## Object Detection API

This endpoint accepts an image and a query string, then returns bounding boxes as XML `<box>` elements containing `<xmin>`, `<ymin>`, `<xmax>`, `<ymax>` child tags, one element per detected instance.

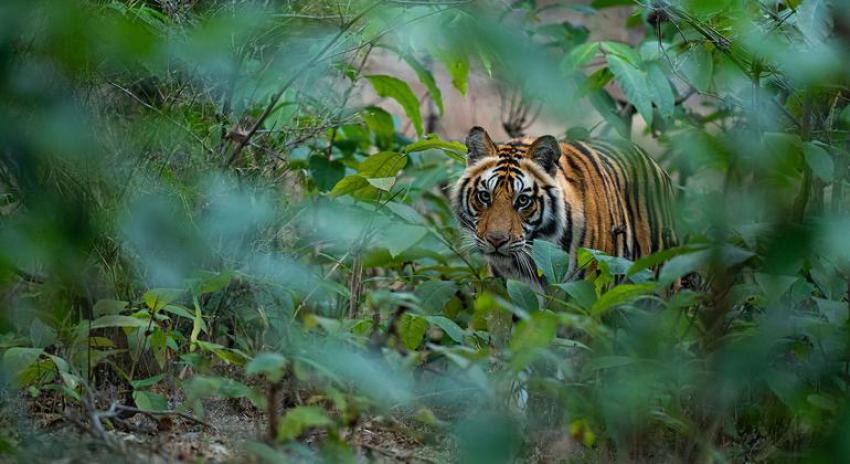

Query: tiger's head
<box><xmin>451</xmin><ymin>127</ymin><xmax>567</xmax><ymax>278</ymax></box>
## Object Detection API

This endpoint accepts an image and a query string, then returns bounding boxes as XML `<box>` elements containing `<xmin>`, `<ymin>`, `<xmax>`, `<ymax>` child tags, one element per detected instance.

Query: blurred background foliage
<box><xmin>1</xmin><ymin>0</ymin><xmax>850</xmax><ymax>462</ymax></box>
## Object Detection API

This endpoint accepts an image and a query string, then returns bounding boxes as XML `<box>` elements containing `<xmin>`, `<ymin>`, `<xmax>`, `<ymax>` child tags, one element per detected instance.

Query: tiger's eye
<box><xmin>477</xmin><ymin>191</ymin><xmax>491</xmax><ymax>203</ymax></box>
<box><xmin>516</xmin><ymin>194</ymin><xmax>530</xmax><ymax>207</ymax></box>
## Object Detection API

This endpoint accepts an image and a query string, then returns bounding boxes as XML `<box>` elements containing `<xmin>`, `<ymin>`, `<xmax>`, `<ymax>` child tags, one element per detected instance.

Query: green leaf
<box><xmin>507</xmin><ymin>279</ymin><xmax>539</xmax><ymax>312</ymax></box>
<box><xmin>2</xmin><ymin>347</ymin><xmax>44</xmax><ymax>385</ymax></box>
<box><xmin>130</xmin><ymin>374</ymin><xmax>164</xmax><ymax>390</ymax></box>
<box><xmin>797</xmin><ymin>0</ymin><xmax>833</xmax><ymax>43</ymax></box>
<box><xmin>600</xmin><ymin>41</ymin><xmax>642</xmax><ymax>67</ymax></box>
<box><xmin>510</xmin><ymin>311</ymin><xmax>557</xmax><ymax>370</ymax></box>
<box><xmin>554</xmin><ymin>280</ymin><xmax>597</xmax><ymax>310</ymax></box>
<box><xmin>398</xmin><ymin>313</ymin><xmax>426</xmax><ymax>350</ymax></box>
<box><xmin>309</xmin><ymin>155</ymin><xmax>346</xmax><ymax>192</ymax></box>
<box><xmin>93</xmin><ymin>299</ymin><xmax>128</xmax><ymax>317</ymax></box>
<box><xmin>803</xmin><ymin>142</ymin><xmax>834</xmax><ymax>181</ymax></box>
<box><xmin>679</xmin><ymin>43</ymin><xmax>713</xmax><ymax>92</ymax></box>
<box><xmin>533</xmin><ymin>240</ymin><xmax>570</xmax><ymax>283</ymax></box>
<box><xmin>89</xmin><ymin>315</ymin><xmax>150</xmax><ymax>329</ymax></box>
<box><xmin>366</xmin><ymin>177</ymin><xmax>396</xmax><ymax>191</ymax></box>
<box><xmin>330</xmin><ymin>175</ymin><xmax>370</xmax><ymax>198</ymax></box>
<box><xmin>561</xmin><ymin>42</ymin><xmax>600</xmax><ymax>73</ymax></box>
<box><xmin>391</xmin><ymin>47</ymin><xmax>444</xmax><ymax>114</ymax></box>
<box><xmin>414</xmin><ymin>280</ymin><xmax>458</xmax><ymax>313</ymax></box>
<box><xmin>143</xmin><ymin>288</ymin><xmax>183</xmax><ymax>312</ymax></box>
<box><xmin>436</xmin><ymin>50</ymin><xmax>469</xmax><ymax>95</ymax></box>
<box><xmin>814</xmin><ymin>298</ymin><xmax>848</xmax><ymax>324</ymax></box>
<box><xmin>358</xmin><ymin>151</ymin><xmax>407</xmax><ymax>177</ymax></box>
<box><xmin>162</xmin><ymin>304</ymin><xmax>195</xmax><ymax>320</ymax></box>
<box><xmin>277</xmin><ymin>406</ymin><xmax>334</xmax><ymax>442</ymax></box>
<box><xmin>591</xmin><ymin>282</ymin><xmax>656</xmax><ymax>316</ymax></box>
<box><xmin>29</xmin><ymin>318</ymin><xmax>57</xmax><ymax>349</ymax></box>
<box><xmin>246</xmin><ymin>352</ymin><xmax>287</xmax><ymax>383</ymax></box>
<box><xmin>366</xmin><ymin>74</ymin><xmax>423</xmax><ymax>136</ymax></box>
<box><xmin>378</xmin><ymin>223</ymin><xmax>428</xmax><ymax>257</ymax></box>
<box><xmin>195</xmin><ymin>272</ymin><xmax>232</xmax><ymax>296</ymax></box>
<box><xmin>607</xmin><ymin>55</ymin><xmax>653</xmax><ymax>125</ymax></box>
<box><xmin>425</xmin><ymin>315</ymin><xmax>466</xmax><ymax>343</ymax></box>
<box><xmin>402</xmin><ymin>135</ymin><xmax>467</xmax><ymax>162</ymax></box>
<box><xmin>362</xmin><ymin>106</ymin><xmax>395</xmax><ymax>148</ymax></box>
<box><xmin>133</xmin><ymin>390</ymin><xmax>168</xmax><ymax>412</ymax></box>
<box><xmin>628</xmin><ymin>245</ymin><xmax>708</xmax><ymax>276</ymax></box>
<box><xmin>646</xmin><ymin>63</ymin><xmax>675</xmax><ymax>119</ymax></box>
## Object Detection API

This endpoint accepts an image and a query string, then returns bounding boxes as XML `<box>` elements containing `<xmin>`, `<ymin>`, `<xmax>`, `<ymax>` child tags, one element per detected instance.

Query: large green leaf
<box><xmin>2</xmin><ymin>347</ymin><xmax>44</xmax><ymax>385</ymax></box>
<box><xmin>143</xmin><ymin>288</ymin><xmax>183</xmax><ymax>312</ymax></box>
<box><xmin>435</xmin><ymin>50</ymin><xmax>469</xmax><ymax>96</ymax></box>
<box><xmin>554</xmin><ymin>280</ymin><xmax>597</xmax><ymax>310</ymax></box>
<box><xmin>561</xmin><ymin>42</ymin><xmax>600</xmax><ymax>74</ymax></box>
<box><xmin>398</xmin><ymin>313</ymin><xmax>427</xmax><ymax>350</ymax></box>
<box><xmin>309</xmin><ymin>155</ymin><xmax>346</xmax><ymax>192</ymax></box>
<box><xmin>89</xmin><ymin>315</ymin><xmax>150</xmax><ymax>329</ymax></box>
<box><xmin>402</xmin><ymin>135</ymin><xmax>467</xmax><ymax>162</ymax></box>
<box><xmin>330</xmin><ymin>175</ymin><xmax>370</xmax><ymax>198</ymax></box>
<box><xmin>366</xmin><ymin>75</ymin><xmax>423</xmax><ymax>136</ymax></box>
<box><xmin>358</xmin><ymin>151</ymin><xmax>407</xmax><ymax>178</ymax></box>
<box><xmin>425</xmin><ymin>315</ymin><xmax>466</xmax><ymax>343</ymax></box>
<box><xmin>679</xmin><ymin>43</ymin><xmax>713</xmax><ymax>92</ymax></box>
<box><xmin>797</xmin><ymin>0</ymin><xmax>833</xmax><ymax>43</ymax></box>
<box><xmin>389</xmin><ymin>47</ymin><xmax>444</xmax><ymax>114</ymax></box>
<box><xmin>414</xmin><ymin>280</ymin><xmax>458</xmax><ymax>313</ymax></box>
<box><xmin>607</xmin><ymin>55</ymin><xmax>653</xmax><ymax>126</ymax></box>
<box><xmin>803</xmin><ymin>142</ymin><xmax>834</xmax><ymax>181</ymax></box>
<box><xmin>507</xmin><ymin>279</ymin><xmax>539</xmax><ymax>312</ymax></box>
<box><xmin>133</xmin><ymin>390</ymin><xmax>168</xmax><ymax>412</ymax></box>
<box><xmin>532</xmin><ymin>240</ymin><xmax>570</xmax><ymax>283</ymax></box>
<box><xmin>646</xmin><ymin>63</ymin><xmax>675</xmax><ymax>120</ymax></box>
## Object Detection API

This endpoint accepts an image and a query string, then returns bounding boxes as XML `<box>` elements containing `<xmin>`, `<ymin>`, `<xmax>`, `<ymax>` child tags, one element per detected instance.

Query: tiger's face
<box><xmin>451</xmin><ymin>127</ymin><xmax>567</xmax><ymax>278</ymax></box>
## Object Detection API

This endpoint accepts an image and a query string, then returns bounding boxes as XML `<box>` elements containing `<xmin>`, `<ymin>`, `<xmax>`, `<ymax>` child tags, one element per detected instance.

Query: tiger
<box><xmin>451</xmin><ymin>126</ymin><xmax>677</xmax><ymax>286</ymax></box>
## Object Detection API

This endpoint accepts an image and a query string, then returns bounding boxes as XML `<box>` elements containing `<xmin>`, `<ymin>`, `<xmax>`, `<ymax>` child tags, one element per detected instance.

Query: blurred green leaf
<box><xmin>331</xmin><ymin>175</ymin><xmax>370</xmax><ymax>198</ymax></box>
<box><xmin>246</xmin><ymin>352</ymin><xmax>287</xmax><ymax>382</ymax></box>
<box><xmin>646</xmin><ymin>63</ymin><xmax>675</xmax><ymax>119</ymax></box>
<box><xmin>561</xmin><ymin>42</ymin><xmax>600</xmax><ymax>73</ymax></box>
<box><xmin>277</xmin><ymin>406</ymin><xmax>334</xmax><ymax>442</ymax></box>
<box><xmin>143</xmin><ymin>288</ymin><xmax>183</xmax><ymax>312</ymax></box>
<box><xmin>591</xmin><ymin>283</ymin><xmax>656</xmax><ymax>316</ymax></box>
<box><xmin>89</xmin><ymin>315</ymin><xmax>150</xmax><ymax>329</ymax></box>
<box><xmin>358</xmin><ymin>151</ymin><xmax>407</xmax><ymax>177</ymax></box>
<box><xmin>133</xmin><ymin>390</ymin><xmax>168</xmax><ymax>412</ymax></box>
<box><xmin>554</xmin><ymin>280</ymin><xmax>597</xmax><ymax>310</ymax></box>
<box><xmin>507</xmin><ymin>279</ymin><xmax>539</xmax><ymax>312</ymax></box>
<box><xmin>29</xmin><ymin>319</ymin><xmax>57</xmax><ymax>349</ymax></box>
<box><xmin>366</xmin><ymin>74</ymin><xmax>423</xmax><ymax>136</ymax></box>
<box><xmin>607</xmin><ymin>55</ymin><xmax>653</xmax><ymax>125</ymax></box>
<box><xmin>398</xmin><ymin>313</ymin><xmax>427</xmax><ymax>350</ymax></box>
<box><xmin>93</xmin><ymin>299</ymin><xmax>129</xmax><ymax>317</ymax></box>
<box><xmin>803</xmin><ymin>142</ymin><xmax>834</xmax><ymax>181</ymax></box>
<box><xmin>414</xmin><ymin>280</ymin><xmax>458</xmax><ymax>313</ymax></box>
<box><xmin>309</xmin><ymin>156</ymin><xmax>346</xmax><ymax>192</ymax></box>
<box><xmin>425</xmin><ymin>315</ymin><xmax>466</xmax><ymax>343</ymax></box>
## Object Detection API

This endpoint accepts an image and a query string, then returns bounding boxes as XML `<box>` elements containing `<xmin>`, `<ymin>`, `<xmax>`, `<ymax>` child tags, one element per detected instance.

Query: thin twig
<box><xmin>224</xmin><ymin>1</ymin><xmax>382</xmax><ymax>168</ymax></box>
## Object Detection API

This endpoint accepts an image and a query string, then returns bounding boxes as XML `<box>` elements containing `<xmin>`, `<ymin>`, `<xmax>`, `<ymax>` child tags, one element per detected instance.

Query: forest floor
<box><xmin>4</xmin><ymin>389</ymin><xmax>454</xmax><ymax>463</ymax></box>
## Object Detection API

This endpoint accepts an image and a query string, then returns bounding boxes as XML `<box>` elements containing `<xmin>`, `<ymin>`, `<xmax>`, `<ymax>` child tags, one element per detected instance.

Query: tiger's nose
<box><xmin>485</xmin><ymin>231</ymin><xmax>510</xmax><ymax>249</ymax></box>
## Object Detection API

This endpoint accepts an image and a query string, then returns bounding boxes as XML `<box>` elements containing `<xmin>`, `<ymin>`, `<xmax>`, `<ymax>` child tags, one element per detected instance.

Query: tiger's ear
<box><xmin>465</xmin><ymin>126</ymin><xmax>498</xmax><ymax>165</ymax></box>
<box><xmin>529</xmin><ymin>135</ymin><xmax>561</xmax><ymax>175</ymax></box>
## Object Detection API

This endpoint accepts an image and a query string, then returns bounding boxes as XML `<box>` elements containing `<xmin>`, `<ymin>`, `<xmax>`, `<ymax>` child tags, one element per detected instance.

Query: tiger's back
<box><xmin>451</xmin><ymin>127</ymin><xmax>676</xmax><ymax>284</ymax></box>
<box><xmin>556</xmin><ymin>138</ymin><xmax>677</xmax><ymax>264</ymax></box>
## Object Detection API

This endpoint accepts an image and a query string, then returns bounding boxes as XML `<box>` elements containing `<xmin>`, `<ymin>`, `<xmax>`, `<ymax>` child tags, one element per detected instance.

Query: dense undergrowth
<box><xmin>2</xmin><ymin>0</ymin><xmax>850</xmax><ymax>462</ymax></box>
